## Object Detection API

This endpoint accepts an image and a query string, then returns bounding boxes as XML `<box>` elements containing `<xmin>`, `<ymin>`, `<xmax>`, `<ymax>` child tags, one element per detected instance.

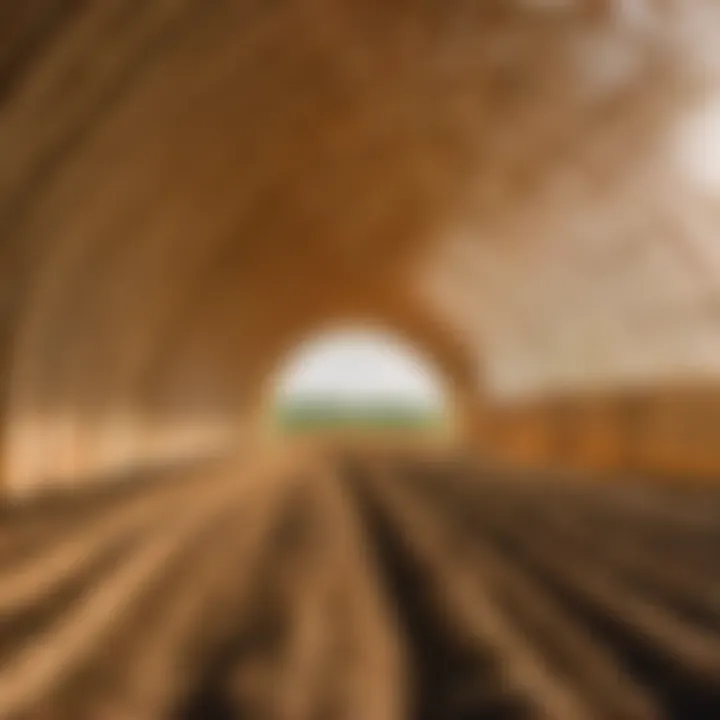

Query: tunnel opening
<box><xmin>263</xmin><ymin>325</ymin><xmax>458</xmax><ymax>445</ymax></box>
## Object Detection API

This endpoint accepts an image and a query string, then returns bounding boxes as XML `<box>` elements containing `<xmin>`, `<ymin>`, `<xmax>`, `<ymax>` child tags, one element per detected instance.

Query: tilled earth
<box><xmin>0</xmin><ymin>445</ymin><xmax>719</xmax><ymax>719</ymax></box>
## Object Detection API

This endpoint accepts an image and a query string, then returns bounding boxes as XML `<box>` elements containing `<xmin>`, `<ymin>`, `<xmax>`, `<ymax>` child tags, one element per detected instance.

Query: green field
<box><xmin>277</xmin><ymin>399</ymin><xmax>445</xmax><ymax>433</ymax></box>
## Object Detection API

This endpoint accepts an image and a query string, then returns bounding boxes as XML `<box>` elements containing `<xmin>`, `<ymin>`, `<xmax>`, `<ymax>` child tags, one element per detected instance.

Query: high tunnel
<box><xmin>3</xmin><ymin>0</ymin><xmax>720</xmax><ymax>489</ymax></box>
<box><xmin>1</xmin><ymin>2</ymin><xmax>720</xmax><ymax>718</ymax></box>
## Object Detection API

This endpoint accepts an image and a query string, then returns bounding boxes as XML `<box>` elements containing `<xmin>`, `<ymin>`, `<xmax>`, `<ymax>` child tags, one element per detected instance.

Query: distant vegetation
<box><xmin>276</xmin><ymin>398</ymin><xmax>445</xmax><ymax>433</ymax></box>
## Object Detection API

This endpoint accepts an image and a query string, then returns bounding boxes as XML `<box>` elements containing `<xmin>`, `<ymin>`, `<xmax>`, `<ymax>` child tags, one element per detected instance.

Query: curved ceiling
<box><xmin>1</xmin><ymin>0</ymin><xmax>720</xmax><ymax>486</ymax></box>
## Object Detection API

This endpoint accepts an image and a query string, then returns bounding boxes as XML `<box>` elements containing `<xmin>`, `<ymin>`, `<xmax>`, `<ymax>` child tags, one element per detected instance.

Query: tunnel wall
<box><xmin>481</xmin><ymin>386</ymin><xmax>720</xmax><ymax>479</ymax></box>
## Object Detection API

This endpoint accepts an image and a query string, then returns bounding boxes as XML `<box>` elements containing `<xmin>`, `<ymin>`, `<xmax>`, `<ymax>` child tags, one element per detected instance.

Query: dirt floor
<box><xmin>0</xmin><ymin>443</ymin><xmax>719</xmax><ymax>719</ymax></box>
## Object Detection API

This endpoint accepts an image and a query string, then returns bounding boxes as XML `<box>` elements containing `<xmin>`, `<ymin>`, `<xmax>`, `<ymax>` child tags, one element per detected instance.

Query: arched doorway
<box><xmin>265</xmin><ymin>325</ymin><xmax>459</xmax><ymax>443</ymax></box>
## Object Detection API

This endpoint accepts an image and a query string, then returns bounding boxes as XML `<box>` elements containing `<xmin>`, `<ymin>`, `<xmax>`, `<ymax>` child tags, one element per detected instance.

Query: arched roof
<box><xmin>1</xmin><ymin>0</ymin><xmax>720</xmax><ymax>487</ymax></box>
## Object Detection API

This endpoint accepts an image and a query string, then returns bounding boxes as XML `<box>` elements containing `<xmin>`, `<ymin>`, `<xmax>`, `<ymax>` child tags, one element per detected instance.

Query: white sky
<box><xmin>275</xmin><ymin>328</ymin><xmax>447</xmax><ymax>407</ymax></box>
